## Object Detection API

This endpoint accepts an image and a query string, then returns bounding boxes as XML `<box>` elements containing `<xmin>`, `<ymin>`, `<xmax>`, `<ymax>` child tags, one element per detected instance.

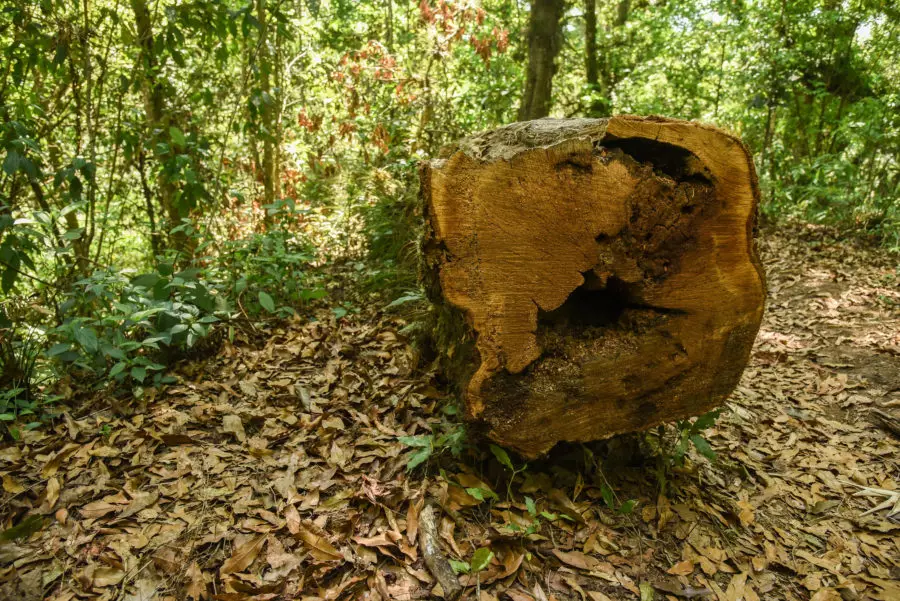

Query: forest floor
<box><xmin>1</xmin><ymin>225</ymin><xmax>899</xmax><ymax>601</ymax></box>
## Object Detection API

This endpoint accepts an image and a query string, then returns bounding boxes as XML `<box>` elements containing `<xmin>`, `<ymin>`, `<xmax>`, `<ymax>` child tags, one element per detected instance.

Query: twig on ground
<box><xmin>869</xmin><ymin>408</ymin><xmax>900</xmax><ymax>438</ymax></box>
<box><xmin>417</xmin><ymin>502</ymin><xmax>462</xmax><ymax>600</ymax></box>
<box><xmin>844</xmin><ymin>480</ymin><xmax>900</xmax><ymax>518</ymax></box>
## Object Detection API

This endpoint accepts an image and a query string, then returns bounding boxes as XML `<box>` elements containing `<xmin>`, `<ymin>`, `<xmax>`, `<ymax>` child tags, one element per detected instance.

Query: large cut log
<box><xmin>420</xmin><ymin>116</ymin><xmax>766</xmax><ymax>458</ymax></box>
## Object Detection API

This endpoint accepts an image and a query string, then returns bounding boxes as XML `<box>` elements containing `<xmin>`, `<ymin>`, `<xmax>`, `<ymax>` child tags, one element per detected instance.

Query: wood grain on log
<box><xmin>421</xmin><ymin>116</ymin><xmax>766</xmax><ymax>457</ymax></box>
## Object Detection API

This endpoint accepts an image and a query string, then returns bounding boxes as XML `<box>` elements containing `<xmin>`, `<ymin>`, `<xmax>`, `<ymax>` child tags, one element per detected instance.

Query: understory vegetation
<box><xmin>1</xmin><ymin>0</ymin><xmax>898</xmax><ymax>431</ymax></box>
<box><xmin>1</xmin><ymin>3</ymin><xmax>900</xmax><ymax>599</ymax></box>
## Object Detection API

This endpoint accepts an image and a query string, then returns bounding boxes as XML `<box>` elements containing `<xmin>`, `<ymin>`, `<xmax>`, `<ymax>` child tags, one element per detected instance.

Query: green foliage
<box><xmin>0</xmin><ymin>515</ymin><xmax>46</xmax><ymax>542</ymax></box>
<box><xmin>470</xmin><ymin>547</ymin><xmax>494</xmax><ymax>572</ymax></box>
<box><xmin>40</xmin><ymin>220</ymin><xmax>321</xmax><ymax>398</ymax></box>
<box><xmin>47</xmin><ymin>263</ymin><xmax>222</xmax><ymax>395</ymax></box>
<box><xmin>1</xmin><ymin>0</ymin><xmax>897</xmax><ymax>433</ymax></box>
<box><xmin>214</xmin><ymin>230</ymin><xmax>321</xmax><ymax>317</ymax></box>
<box><xmin>499</xmin><ymin>494</ymin><xmax>571</xmax><ymax>537</ymax></box>
<box><xmin>490</xmin><ymin>443</ymin><xmax>530</xmax><ymax>500</ymax></box>
<box><xmin>0</xmin><ymin>302</ymin><xmax>57</xmax><ymax>438</ymax></box>
<box><xmin>398</xmin><ymin>422</ymin><xmax>467</xmax><ymax>471</ymax></box>
<box><xmin>450</xmin><ymin>547</ymin><xmax>495</xmax><ymax>575</ymax></box>
<box><xmin>673</xmin><ymin>410</ymin><xmax>721</xmax><ymax>466</ymax></box>
<box><xmin>647</xmin><ymin>409</ymin><xmax>722</xmax><ymax>495</ymax></box>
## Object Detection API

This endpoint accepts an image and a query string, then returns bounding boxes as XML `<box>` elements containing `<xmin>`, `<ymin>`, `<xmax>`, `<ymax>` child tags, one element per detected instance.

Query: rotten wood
<box><xmin>421</xmin><ymin>115</ymin><xmax>766</xmax><ymax>457</ymax></box>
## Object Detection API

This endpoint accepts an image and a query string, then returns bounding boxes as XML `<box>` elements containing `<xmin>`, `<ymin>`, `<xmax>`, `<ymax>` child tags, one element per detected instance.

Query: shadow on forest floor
<box><xmin>1</xmin><ymin>224</ymin><xmax>898</xmax><ymax>601</ymax></box>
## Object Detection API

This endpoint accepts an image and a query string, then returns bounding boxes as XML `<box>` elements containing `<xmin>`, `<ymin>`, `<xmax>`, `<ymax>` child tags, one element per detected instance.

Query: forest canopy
<box><xmin>1</xmin><ymin>0</ymin><xmax>898</xmax><ymax>422</ymax></box>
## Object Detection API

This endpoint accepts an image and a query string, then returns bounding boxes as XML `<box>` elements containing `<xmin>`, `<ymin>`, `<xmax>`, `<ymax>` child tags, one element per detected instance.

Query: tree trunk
<box><xmin>256</xmin><ymin>0</ymin><xmax>276</xmax><ymax>223</ymax></box>
<box><xmin>583</xmin><ymin>0</ymin><xmax>604</xmax><ymax>116</ymax></box>
<box><xmin>421</xmin><ymin>116</ymin><xmax>766</xmax><ymax>457</ymax></box>
<box><xmin>518</xmin><ymin>0</ymin><xmax>565</xmax><ymax>121</ymax></box>
<box><xmin>131</xmin><ymin>0</ymin><xmax>186</xmax><ymax>253</ymax></box>
<box><xmin>584</xmin><ymin>0</ymin><xmax>598</xmax><ymax>87</ymax></box>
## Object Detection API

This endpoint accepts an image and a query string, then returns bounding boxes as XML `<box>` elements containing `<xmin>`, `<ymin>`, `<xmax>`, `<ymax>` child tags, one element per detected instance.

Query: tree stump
<box><xmin>420</xmin><ymin>116</ymin><xmax>765</xmax><ymax>458</ymax></box>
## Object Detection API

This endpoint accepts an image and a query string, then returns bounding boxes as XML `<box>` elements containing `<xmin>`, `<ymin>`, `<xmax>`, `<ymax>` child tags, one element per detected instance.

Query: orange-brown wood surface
<box><xmin>422</xmin><ymin>115</ymin><xmax>766</xmax><ymax>457</ymax></box>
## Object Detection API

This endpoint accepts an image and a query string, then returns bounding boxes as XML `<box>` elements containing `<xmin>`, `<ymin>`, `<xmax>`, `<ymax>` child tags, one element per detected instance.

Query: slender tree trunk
<box><xmin>130</xmin><ymin>0</ymin><xmax>186</xmax><ymax>252</ymax></box>
<box><xmin>583</xmin><ymin>0</ymin><xmax>601</xmax><ymax>115</ymax></box>
<box><xmin>385</xmin><ymin>0</ymin><xmax>394</xmax><ymax>51</ymax></box>
<box><xmin>712</xmin><ymin>35</ymin><xmax>726</xmax><ymax>119</ymax></box>
<box><xmin>256</xmin><ymin>0</ymin><xmax>276</xmax><ymax>225</ymax></box>
<box><xmin>586</xmin><ymin>0</ymin><xmax>630</xmax><ymax>117</ymax></box>
<box><xmin>275</xmin><ymin>13</ymin><xmax>285</xmax><ymax>205</ymax></box>
<box><xmin>518</xmin><ymin>0</ymin><xmax>565</xmax><ymax>121</ymax></box>
<box><xmin>138</xmin><ymin>149</ymin><xmax>160</xmax><ymax>257</ymax></box>
<box><xmin>62</xmin><ymin>39</ymin><xmax>90</xmax><ymax>274</ymax></box>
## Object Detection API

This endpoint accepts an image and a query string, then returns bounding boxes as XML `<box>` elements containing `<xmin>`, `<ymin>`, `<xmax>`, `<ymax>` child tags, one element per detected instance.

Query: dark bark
<box><xmin>257</xmin><ymin>0</ymin><xmax>276</xmax><ymax>224</ymax></box>
<box><xmin>584</xmin><ymin>0</ymin><xmax>598</xmax><ymax>88</ymax></box>
<box><xmin>584</xmin><ymin>0</ymin><xmax>607</xmax><ymax>116</ymax></box>
<box><xmin>517</xmin><ymin>0</ymin><xmax>565</xmax><ymax>121</ymax></box>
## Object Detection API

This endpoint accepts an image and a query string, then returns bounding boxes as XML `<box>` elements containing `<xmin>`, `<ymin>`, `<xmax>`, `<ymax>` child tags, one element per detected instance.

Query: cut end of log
<box><xmin>421</xmin><ymin>116</ymin><xmax>766</xmax><ymax>458</ymax></box>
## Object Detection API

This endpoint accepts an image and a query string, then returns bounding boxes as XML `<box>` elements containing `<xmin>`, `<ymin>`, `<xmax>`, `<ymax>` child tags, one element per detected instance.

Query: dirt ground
<box><xmin>1</xmin><ymin>225</ymin><xmax>898</xmax><ymax>601</ymax></box>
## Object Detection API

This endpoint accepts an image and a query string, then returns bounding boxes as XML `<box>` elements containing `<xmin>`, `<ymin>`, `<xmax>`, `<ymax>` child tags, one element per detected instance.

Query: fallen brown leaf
<box><xmin>220</xmin><ymin>534</ymin><xmax>266</xmax><ymax>575</ymax></box>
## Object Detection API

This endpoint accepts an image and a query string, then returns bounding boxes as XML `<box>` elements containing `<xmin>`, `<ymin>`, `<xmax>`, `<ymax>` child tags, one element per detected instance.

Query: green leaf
<box><xmin>405</xmin><ymin>446</ymin><xmax>432</xmax><ymax>471</ymax></box>
<box><xmin>600</xmin><ymin>484</ymin><xmax>615</xmax><ymax>509</ymax></box>
<box><xmin>691</xmin><ymin>410</ymin><xmax>721</xmax><ymax>433</ymax></box>
<box><xmin>109</xmin><ymin>362</ymin><xmax>127</xmax><ymax>377</ymax></box>
<box><xmin>490</xmin><ymin>444</ymin><xmax>514</xmax><ymax>471</ymax></box>
<box><xmin>174</xmin><ymin>267</ymin><xmax>200</xmax><ymax>281</ymax></box>
<box><xmin>132</xmin><ymin>273</ymin><xmax>162</xmax><ymax>288</ymax></box>
<box><xmin>470</xmin><ymin>547</ymin><xmax>494</xmax><ymax>572</ymax></box>
<box><xmin>618</xmin><ymin>499</ymin><xmax>637</xmax><ymax>515</ymax></box>
<box><xmin>157</xmin><ymin>261</ymin><xmax>174</xmax><ymax>276</ymax></box>
<box><xmin>102</xmin><ymin>345</ymin><xmax>126</xmax><ymax>360</ymax></box>
<box><xmin>258</xmin><ymin>291</ymin><xmax>275</xmax><ymax>312</ymax></box>
<box><xmin>398</xmin><ymin>435</ymin><xmax>432</xmax><ymax>448</ymax></box>
<box><xmin>384</xmin><ymin>293</ymin><xmax>422</xmax><ymax>310</ymax></box>
<box><xmin>301</xmin><ymin>287</ymin><xmax>327</xmax><ymax>301</ymax></box>
<box><xmin>74</xmin><ymin>326</ymin><xmax>99</xmax><ymax>354</ymax></box>
<box><xmin>465</xmin><ymin>487</ymin><xmax>498</xmax><ymax>502</ymax></box>
<box><xmin>673</xmin><ymin>436</ymin><xmax>688</xmax><ymax>466</ymax></box>
<box><xmin>131</xmin><ymin>307</ymin><xmax>165</xmax><ymax>321</ymax></box>
<box><xmin>130</xmin><ymin>366</ymin><xmax>147</xmax><ymax>382</ymax></box>
<box><xmin>525</xmin><ymin>496</ymin><xmax>537</xmax><ymax>517</ymax></box>
<box><xmin>0</xmin><ymin>515</ymin><xmax>45</xmax><ymax>541</ymax></box>
<box><xmin>690</xmin><ymin>434</ymin><xmax>717</xmax><ymax>462</ymax></box>
<box><xmin>332</xmin><ymin>306</ymin><xmax>348</xmax><ymax>319</ymax></box>
<box><xmin>169</xmin><ymin>126</ymin><xmax>186</xmax><ymax>147</ymax></box>
<box><xmin>449</xmin><ymin>559</ymin><xmax>471</xmax><ymax>574</ymax></box>
<box><xmin>2</xmin><ymin>267</ymin><xmax>17</xmax><ymax>293</ymax></box>
<box><xmin>2</xmin><ymin>149</ymin><xmax>22</xmax><ymax>175</ymax></box>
